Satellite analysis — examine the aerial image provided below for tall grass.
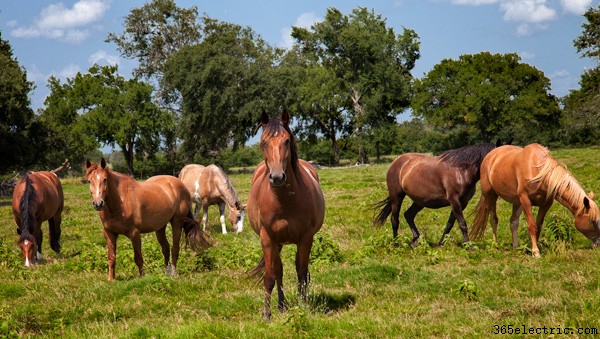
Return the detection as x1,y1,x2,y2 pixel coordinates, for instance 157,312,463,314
2,147,600,337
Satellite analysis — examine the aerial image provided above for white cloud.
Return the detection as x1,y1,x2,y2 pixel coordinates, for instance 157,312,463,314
279,12,322,49
550,69,570,78
10,0,109,43
58,64,82,79
519,51,535,59
6,20,17,28
450,0,498,5
560,0,592,14
500,0,557,23
89,50,120,66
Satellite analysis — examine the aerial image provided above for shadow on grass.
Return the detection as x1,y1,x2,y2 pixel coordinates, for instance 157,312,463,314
308,291,356,314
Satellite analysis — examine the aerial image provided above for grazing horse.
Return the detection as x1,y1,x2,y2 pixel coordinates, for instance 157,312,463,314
469,143,600,257
85,159,211,280
248,110,325,319
12,171,63,267
374,142,498,247
178,164,245,234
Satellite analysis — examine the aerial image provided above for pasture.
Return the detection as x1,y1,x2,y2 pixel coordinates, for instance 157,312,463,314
1,147,600,337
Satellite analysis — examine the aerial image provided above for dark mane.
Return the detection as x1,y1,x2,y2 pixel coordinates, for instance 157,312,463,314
261,117,299,172
438,143,496,168
18,173,37,238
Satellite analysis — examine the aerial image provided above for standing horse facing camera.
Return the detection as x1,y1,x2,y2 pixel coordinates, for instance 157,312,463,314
12,171,63,267
178,164,245,234
248,110,325,319
469,143,600,257
374,142,498,248
85,159,212,280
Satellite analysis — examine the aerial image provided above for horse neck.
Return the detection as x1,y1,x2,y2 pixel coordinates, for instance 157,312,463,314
555,179,588,216
216,175,240,210
102,170,126,216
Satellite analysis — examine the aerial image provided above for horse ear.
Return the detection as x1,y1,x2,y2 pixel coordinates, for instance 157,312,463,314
584,196,591,209
100,158,107,169
85,159,92,168
260,110,269,126
281,109,290,126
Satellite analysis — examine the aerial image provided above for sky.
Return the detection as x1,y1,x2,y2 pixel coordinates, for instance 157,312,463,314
1,0,598,113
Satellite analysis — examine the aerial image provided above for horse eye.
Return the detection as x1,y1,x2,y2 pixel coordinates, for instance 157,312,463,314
284,139,290,146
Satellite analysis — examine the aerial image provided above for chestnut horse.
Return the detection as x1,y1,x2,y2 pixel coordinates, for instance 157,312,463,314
12,171,63,267
374,142,498,247
85,159,211,280
248,110,325,319
469,143,600,257
178,164,245,234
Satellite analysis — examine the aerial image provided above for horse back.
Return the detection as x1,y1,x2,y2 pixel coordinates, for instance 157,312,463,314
12,171,63,223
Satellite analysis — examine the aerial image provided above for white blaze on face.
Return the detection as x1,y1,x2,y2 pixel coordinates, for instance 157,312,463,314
93,174,103,200
23,240,31,267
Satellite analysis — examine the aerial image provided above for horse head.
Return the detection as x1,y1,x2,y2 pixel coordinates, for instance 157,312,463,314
574,192,600,247
228,202,246,233
259,110,296,188
85,158,109,211
18,234,37,267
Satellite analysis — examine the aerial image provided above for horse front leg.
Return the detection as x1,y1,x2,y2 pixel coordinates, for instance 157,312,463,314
450,198,471,248
48,214,62,254
404,202,424,248
219,203,227,234
130,231,144,277
155,226,171,275
439,213,456,246
260,231,283,320
103,228,118,281
296,235,314,300
519,194,541,257
34,221,43,262
202,204,209,232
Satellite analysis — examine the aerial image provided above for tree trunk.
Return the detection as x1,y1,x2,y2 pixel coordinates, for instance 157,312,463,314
351,87,368,164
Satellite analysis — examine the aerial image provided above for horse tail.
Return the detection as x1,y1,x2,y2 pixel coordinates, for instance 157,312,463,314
469,195,490,240
182,210,213,251
18,173,37,238
248,256,266,285
373,197,392,227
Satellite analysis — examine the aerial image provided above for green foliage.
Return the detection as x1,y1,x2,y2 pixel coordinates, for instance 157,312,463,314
573,5,600,62
412,52,561,145
454,279,477,301
310,233,343,267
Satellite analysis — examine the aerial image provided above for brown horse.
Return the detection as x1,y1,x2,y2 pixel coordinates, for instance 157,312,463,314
469,143,600,257
12,171,63,267
178,164,245,234
374,142,498,247
85,159,211,280
248,110,325,319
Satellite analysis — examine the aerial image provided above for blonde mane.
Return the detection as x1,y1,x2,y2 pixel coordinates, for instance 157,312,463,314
530,155,598,220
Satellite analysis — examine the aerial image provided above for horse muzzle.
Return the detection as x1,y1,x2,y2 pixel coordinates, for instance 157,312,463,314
92,200,105,211
269,172,287,187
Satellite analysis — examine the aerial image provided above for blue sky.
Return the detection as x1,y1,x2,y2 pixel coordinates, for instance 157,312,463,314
1,0,598,112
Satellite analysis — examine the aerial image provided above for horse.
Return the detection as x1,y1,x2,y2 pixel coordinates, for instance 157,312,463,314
178,164,245,234
374,142,498,248
85,159,212,280
12,171,63,267
469,143,600,257
248,110,325,319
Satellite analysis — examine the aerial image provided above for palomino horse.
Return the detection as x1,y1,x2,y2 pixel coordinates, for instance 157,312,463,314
12,171,63,267
469,143,600,257
178,164,245,234
374,142,498,247
85,159,212,280
248,110,325,319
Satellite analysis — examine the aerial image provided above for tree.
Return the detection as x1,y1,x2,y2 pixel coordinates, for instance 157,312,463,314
0,31,40,173
292,7,420,163
162,16,280,161
574,5,600,64
42,65,174,176
105,0,201,82
412,52,560,145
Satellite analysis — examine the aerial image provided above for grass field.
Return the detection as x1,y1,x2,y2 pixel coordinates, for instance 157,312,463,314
2,147,600,337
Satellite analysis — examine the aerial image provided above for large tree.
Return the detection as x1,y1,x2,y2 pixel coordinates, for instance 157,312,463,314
291,7,420,163
42,65,174,176
412,52,560,145
161,16,280,161
105,0,201,82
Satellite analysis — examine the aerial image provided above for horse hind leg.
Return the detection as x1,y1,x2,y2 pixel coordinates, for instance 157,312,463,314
48,215,62,253
438,213,456,246
404,202,424,248
390,193,406,239
510,205,523,249
155,226,172,275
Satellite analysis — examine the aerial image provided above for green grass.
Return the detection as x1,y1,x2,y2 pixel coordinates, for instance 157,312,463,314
2,147,600,337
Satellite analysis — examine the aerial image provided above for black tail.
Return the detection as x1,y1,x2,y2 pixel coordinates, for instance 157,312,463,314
18,173,36,240
373,197,392,227
182,210,213,251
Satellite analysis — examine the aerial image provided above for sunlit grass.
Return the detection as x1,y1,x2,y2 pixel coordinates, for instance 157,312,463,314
1,147,600,337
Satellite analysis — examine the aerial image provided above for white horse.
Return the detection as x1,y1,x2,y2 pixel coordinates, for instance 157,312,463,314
179,164,245,234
